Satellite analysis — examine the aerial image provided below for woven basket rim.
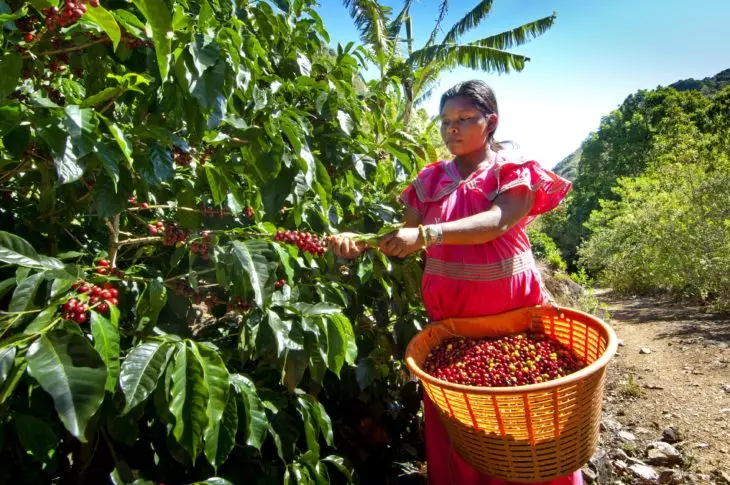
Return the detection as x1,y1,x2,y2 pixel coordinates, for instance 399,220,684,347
405,305,618,395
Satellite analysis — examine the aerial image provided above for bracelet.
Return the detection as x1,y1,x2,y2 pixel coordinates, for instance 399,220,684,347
418,224,428,250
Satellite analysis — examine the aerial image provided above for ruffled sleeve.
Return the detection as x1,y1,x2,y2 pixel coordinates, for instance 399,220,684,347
398,161,453,216
491,160,571,222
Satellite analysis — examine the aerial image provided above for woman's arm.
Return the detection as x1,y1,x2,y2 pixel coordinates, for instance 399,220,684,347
331,206,423,259
379,186,535,257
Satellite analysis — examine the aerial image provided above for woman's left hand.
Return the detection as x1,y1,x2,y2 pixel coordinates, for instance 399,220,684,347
378,227,423,258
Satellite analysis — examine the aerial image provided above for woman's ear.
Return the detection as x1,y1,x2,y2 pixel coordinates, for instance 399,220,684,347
487,113,499,135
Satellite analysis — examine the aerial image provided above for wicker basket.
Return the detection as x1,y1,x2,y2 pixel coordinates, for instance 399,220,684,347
405,306,618,482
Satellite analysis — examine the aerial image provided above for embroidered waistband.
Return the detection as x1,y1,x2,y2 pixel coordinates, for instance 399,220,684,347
424,249,536,282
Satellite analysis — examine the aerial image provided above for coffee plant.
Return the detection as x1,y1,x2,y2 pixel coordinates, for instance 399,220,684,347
0,0,436,483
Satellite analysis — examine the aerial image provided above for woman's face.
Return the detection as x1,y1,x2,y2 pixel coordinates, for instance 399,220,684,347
440,96,497,156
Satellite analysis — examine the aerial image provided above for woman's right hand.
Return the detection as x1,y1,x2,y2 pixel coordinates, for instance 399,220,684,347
330,232,367,259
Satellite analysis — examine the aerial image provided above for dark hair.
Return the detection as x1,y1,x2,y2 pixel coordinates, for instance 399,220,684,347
440,80,503,151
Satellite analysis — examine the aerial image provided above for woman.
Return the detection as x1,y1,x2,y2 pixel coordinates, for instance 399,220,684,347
332,80,578,485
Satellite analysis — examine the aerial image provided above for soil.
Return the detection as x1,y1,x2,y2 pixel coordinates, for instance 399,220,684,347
596,289,730,480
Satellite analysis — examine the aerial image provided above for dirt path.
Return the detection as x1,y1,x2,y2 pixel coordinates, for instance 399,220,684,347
595,289,730,479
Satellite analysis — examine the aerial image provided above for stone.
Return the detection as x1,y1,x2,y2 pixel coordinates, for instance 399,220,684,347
662,426,681,443
629,463,659,482
659,469,684,484
712,469,730,485
694,442,710,449
640,347,652,354
610,448,630,461
589,448,613,483
601,417,623,432
618,430,636,442
722,383,730,393
647,442,682,466
581,466,597,484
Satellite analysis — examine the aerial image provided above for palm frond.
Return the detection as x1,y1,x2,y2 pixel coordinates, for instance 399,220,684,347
470,14,556,50
407,44,529,74
412,62,444,104
387,0,413,57
424,0,449,48
342,0,391,56
442,0,494,45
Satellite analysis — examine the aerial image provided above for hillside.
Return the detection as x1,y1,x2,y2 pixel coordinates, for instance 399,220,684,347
669,68,730,96
554,68,729,180
552,147,582,181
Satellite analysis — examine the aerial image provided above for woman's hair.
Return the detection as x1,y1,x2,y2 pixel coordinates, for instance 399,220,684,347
439,80,504,151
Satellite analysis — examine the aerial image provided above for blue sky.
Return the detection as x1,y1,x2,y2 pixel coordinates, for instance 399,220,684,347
317,0,730,168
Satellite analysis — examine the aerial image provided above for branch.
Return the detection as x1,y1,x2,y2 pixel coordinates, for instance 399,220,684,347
24,37,110,59
126,205,202,213
164,268,216,283
117,236,163,247
107,215,120,267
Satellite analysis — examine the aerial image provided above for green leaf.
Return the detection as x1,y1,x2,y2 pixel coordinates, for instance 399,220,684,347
9,272,44,313
135,280,167,331
104,120,133,163
266,310,301,358
26,330,107,441
309,398,333,447
80,86,125,108
191,342,230,446
205,165,226,206
13,413,58,461
84,4,122,50
231,240,274,308
120,341,173,413
0,231,41,268
191,479,235,485
0,105,21,137
296,396,320,458
229,374,267,450
282,348,307,392
132,0,172,81
292,302,341,317
203,387,238,471
273,243,295,284
336,110,354,135
325,316,346,377
331,314,357,366
23,306,58,334
91,310,121,392
303,320,328,384
170,343,209,460
0,347,15,386
0,53,21,99
322,455,353,482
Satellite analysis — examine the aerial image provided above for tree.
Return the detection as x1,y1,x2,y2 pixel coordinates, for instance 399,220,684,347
343,0,556,122
0,1,433,483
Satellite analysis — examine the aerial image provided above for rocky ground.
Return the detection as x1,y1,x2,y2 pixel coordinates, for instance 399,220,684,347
582,290,730,485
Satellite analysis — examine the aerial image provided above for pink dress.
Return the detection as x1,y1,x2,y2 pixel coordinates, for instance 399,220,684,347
400,154,580,485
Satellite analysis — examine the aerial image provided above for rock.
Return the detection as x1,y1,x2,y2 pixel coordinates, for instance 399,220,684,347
613,460,628,471
629,463,659,482
659,470,684,484
627,457,647,466
581,466,597,484
643,383,664,390
610,448,630,461
694,442,710,449
601,417,623,432
588,448,613,483
617,338,625,346
647,442,682,466
636,426,653,435
619,430,636,442
662,426,681,443
640,347,652,354
712,469,730,484
722,383,730,393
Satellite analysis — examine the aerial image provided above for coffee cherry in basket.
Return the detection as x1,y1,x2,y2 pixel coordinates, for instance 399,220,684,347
423,333,586,387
